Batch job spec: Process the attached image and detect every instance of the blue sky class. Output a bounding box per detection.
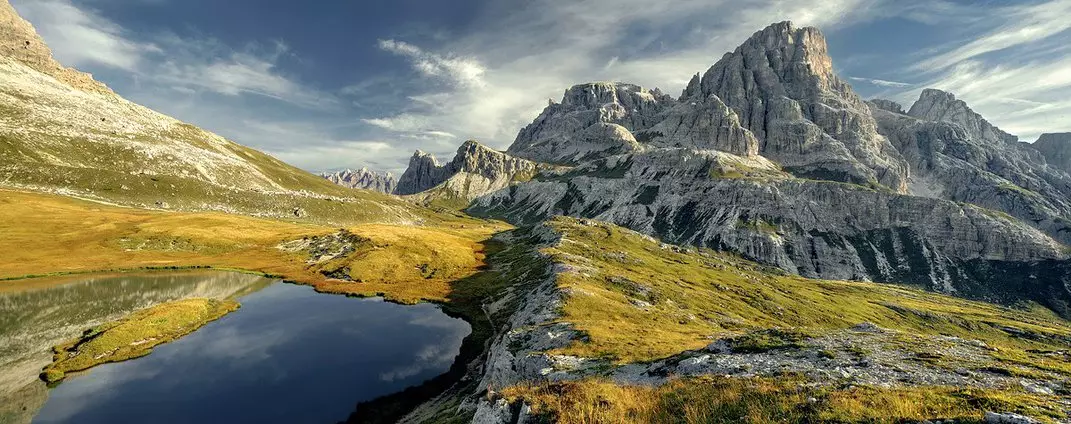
[12,0,1071,173]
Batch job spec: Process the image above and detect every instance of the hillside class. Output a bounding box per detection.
[0,0,415,225]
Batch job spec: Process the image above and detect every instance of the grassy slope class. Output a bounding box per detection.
[498,218,1071,423]
[0,63,418,225]
[41,298,238,383]
[540,218,1071,364]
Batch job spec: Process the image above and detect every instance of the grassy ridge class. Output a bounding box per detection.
[41,298,239,383]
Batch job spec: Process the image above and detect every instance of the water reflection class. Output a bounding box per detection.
[0,270,273,417]
[27,282,470,423]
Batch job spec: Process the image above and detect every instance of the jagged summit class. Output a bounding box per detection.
[693,21,909,191]
[868,99,906,115]
[907,88,1019,145]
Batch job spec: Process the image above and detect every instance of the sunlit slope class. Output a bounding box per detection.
[0,0,416,224]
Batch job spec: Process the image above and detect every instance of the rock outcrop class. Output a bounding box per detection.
[1034,133,1071,173]
[870,92,1071,244]
[395,140,540,202]
[320,168,397,194]
[636,91,760,157]
[471,148,1071,312]
[508,82,673,164]
[0,0,110,95]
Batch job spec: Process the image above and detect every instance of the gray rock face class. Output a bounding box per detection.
[320,168,396,194]
[508,82,673,164]
[636,93,760,157]
[394,151,450,195]
[470,148,1071,314]
[908,89,1019,145]
[394,140,539,201]
[1034,133,1071,173]
[870,93,1071,244]
[693,21,909,192]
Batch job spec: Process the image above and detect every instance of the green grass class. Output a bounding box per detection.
[734,217,779,235]
[728,329,807,353]
[41,298,239,383]
[996,181,1039,198]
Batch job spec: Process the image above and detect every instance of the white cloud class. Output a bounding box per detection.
[912,0,1071,71]
[378,39,486,88]
[849,77,913,88]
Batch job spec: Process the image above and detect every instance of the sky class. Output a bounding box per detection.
[12,0,1071,174]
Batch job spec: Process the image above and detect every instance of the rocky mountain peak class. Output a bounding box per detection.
[907,88,1019,144]
[320,167,397,194]
[0,0,111,95]
[694,21,909,191]
[1034,133,1071,173]
[395,140,540,199]
[395,150,447,195]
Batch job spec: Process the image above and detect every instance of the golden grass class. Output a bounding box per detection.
[0,189,507,305]
[503,377,1065,424]
[42,298,238,383]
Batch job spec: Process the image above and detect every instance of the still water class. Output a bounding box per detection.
[0,271,470,424]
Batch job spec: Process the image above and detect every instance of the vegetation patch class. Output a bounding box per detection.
[41,298,238,383]
[728,329,808,353]
[502,377,1065,424]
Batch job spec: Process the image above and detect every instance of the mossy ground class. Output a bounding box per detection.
[41,298,238,383]
[503,376,1065,424]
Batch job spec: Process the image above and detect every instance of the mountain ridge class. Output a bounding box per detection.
[453,20,1071,316]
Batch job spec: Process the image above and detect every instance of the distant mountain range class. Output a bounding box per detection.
[320,168,397,194]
